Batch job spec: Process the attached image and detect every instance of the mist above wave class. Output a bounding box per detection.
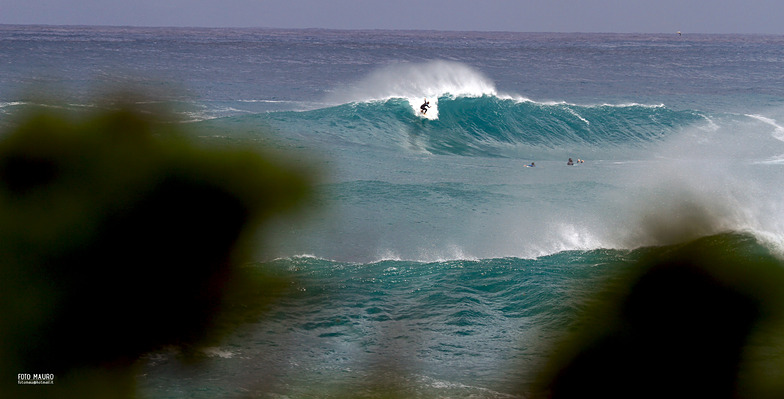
[325,60,498,112]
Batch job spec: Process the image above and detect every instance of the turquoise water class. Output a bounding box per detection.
[3,26,784,397]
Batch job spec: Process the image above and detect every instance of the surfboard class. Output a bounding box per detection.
[413,99,436,120]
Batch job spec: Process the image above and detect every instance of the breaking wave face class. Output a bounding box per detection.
[262,95,706,158]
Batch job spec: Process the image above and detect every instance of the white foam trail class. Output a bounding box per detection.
[236,99,294,103]
[746,113,784,142]
[565,108,590,125]
[598,102,665,108]
[747,113,784,164]
[756,155,784,165]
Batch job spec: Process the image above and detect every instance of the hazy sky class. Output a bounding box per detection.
[1,0,783,34]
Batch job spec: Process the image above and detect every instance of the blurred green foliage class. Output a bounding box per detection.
[531,233,784,399]
[0,97,311,398]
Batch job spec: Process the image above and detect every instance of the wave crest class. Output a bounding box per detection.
[326,60,497,117]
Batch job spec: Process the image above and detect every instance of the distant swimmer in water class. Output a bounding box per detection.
[420,99,430,115]
[567,158,574,166]
[526,162,535,167]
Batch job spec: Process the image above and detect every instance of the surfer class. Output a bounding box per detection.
[567,158,574,166]
[420,99,430,115]
[526,162,535,167]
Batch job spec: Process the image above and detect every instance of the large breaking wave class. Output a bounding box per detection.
[259,95,706,158]
[197,60,712,158]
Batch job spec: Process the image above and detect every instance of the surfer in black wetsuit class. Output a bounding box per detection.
[420,99,430,114]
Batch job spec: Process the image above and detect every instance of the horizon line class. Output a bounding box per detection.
[1,23,781,37]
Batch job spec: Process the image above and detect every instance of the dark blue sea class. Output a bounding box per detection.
[3,25,784,398]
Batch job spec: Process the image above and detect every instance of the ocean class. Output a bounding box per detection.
[3,25,784,398]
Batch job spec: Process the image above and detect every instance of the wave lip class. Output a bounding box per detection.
[327,60,498,119]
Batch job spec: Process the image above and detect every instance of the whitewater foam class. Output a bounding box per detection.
[202,347,235,359]
[326,60,498,118]
[0,101,26,109]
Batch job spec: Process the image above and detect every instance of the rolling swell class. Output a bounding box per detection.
[261,96,706,157]
[251,232,784,396]
[255,248,625,393]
